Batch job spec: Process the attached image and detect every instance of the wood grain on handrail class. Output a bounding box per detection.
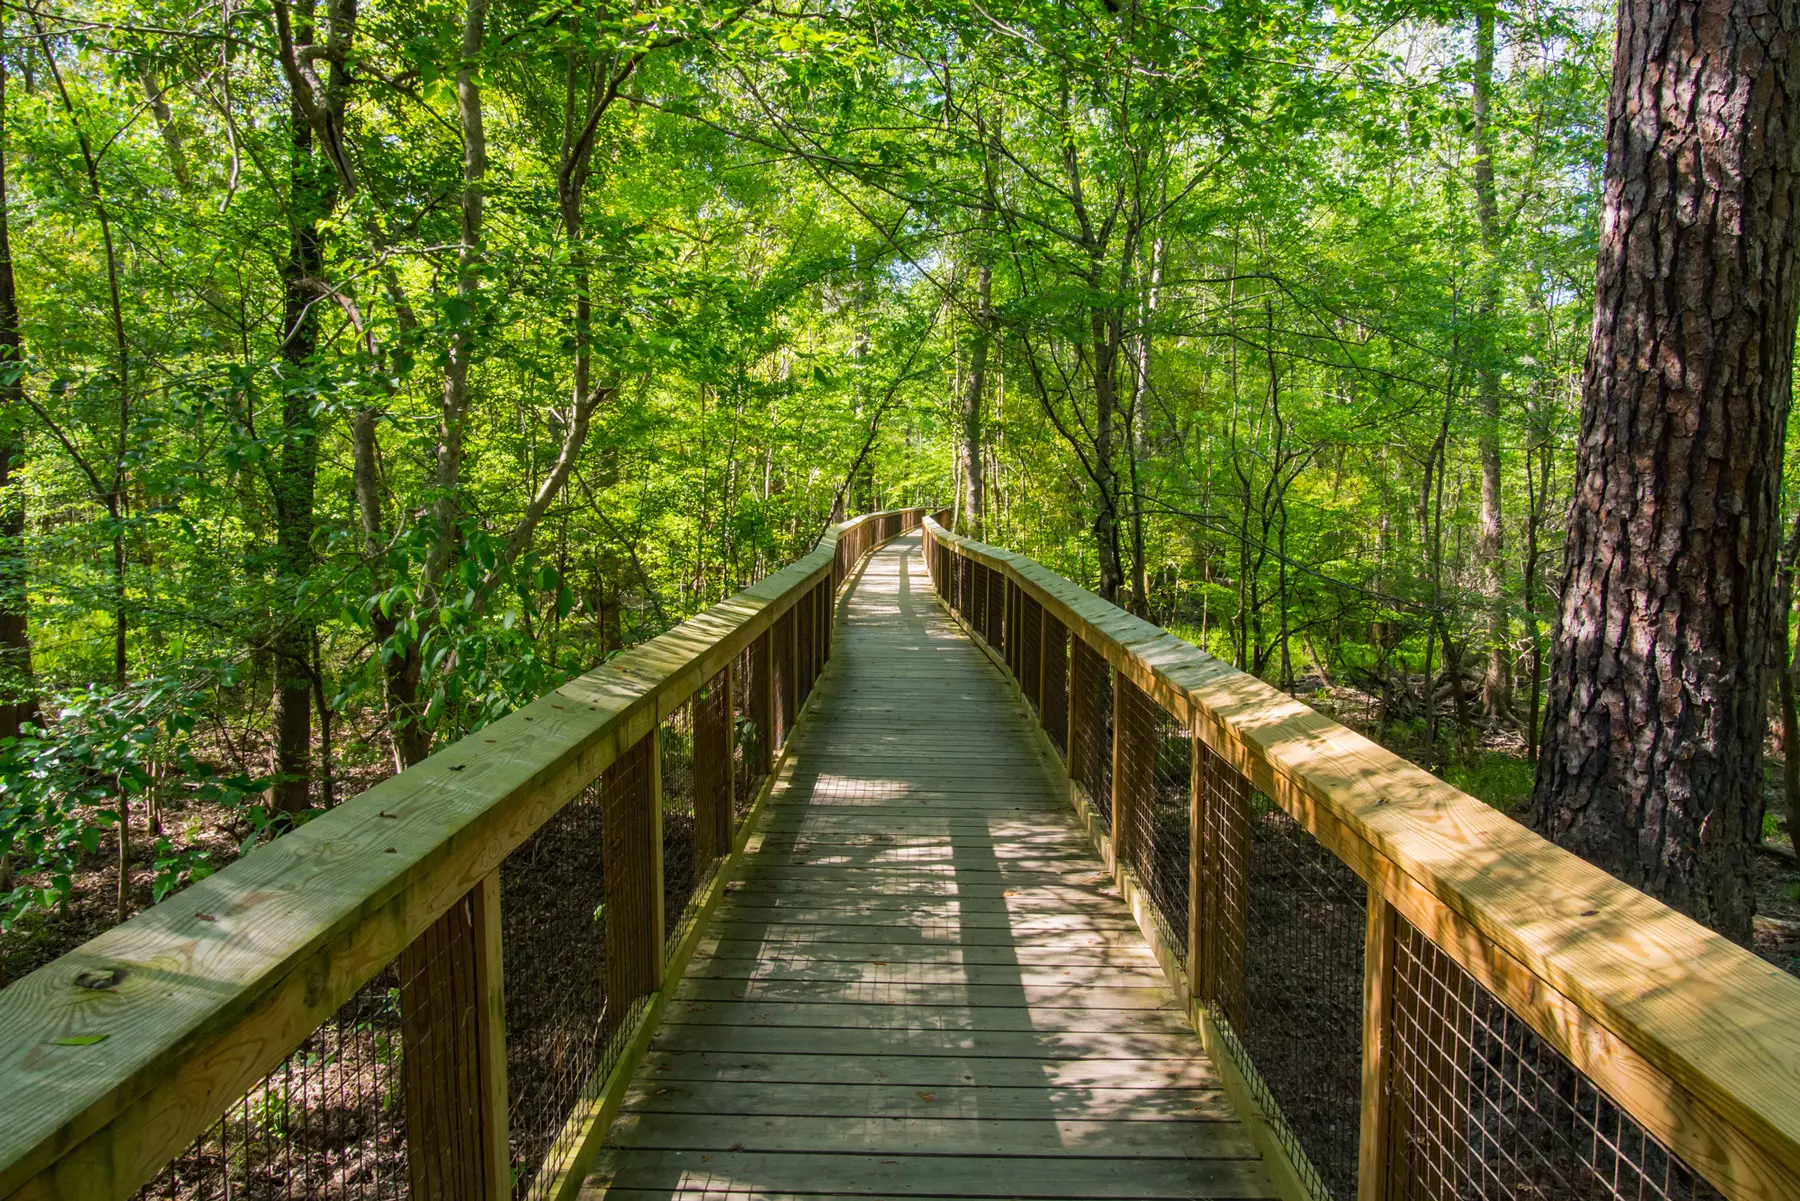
[0,509,917,1200]
[922,516,1800,1201]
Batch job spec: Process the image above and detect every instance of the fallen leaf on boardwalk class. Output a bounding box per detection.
[52,1034,108,1046]
[917,1091,936,1102]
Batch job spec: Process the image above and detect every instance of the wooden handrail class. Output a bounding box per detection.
[0,507,931,1200]
[922,515,1800,1201]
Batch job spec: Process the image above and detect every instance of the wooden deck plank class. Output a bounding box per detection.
[586,535,1270,1201]
[603,1112,1256,1157]
[621,1081,1233,1119]
[585,1151,1272,1199]
[636,1051,1222,1089]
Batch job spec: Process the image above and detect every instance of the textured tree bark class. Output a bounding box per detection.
[1472,2,1512,720]
[1089,303,1126,604]
[270,49,329,813]
[1531,0,1800,942]
[0,57,33,742]
[960,261,990,539]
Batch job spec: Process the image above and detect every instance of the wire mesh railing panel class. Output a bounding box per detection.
[1021,595,1043,713]
[138,962,410,1200]
[501,782,607,1200]
[603,732,658,1042]
[772,609,795,752]
[796,591,815,708]
[971,562,988,637]
[694,665,734,866]
[987,567,1005,647]
[1198,743,1362,1201]
[1042,613,1069,756]
[659,695,702,962]
[1070,637,1113,833]
[1386,920,1725,1201]
[734,636,769,821]
[1118,678,1191,965]
[1005,582,1020,674]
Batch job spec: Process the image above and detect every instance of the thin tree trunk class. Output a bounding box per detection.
[1522,424,1552,762]
[140,66,190,186]
[1531,0,1800,942]
[960,261,990,538]
[0,53,33,739]
[270,25,329,813]
[1779,513,1800,842]
[1473,0,1511,720]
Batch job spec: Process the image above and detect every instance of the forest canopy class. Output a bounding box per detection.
[1,0,1793,974]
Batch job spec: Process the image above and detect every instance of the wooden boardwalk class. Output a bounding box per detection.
[584,535,1273,1200]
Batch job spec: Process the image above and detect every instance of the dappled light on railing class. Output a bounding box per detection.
[921,515,1795,1201]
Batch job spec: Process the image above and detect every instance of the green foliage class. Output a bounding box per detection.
[0,0,1643,946]
[0,676,265,929]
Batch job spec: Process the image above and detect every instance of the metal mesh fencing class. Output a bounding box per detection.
[972,562,988,638]
[1385,919,1725,1201]
[660,667,733,960]
[734,636,770,821]
[1117,677,1191,965]
[138,963,410,1200]
[1197,742,1363,1201]
[1004,582,1020,675]
[1069,637,1113,834]
[795,590,815,709]
[602,732,658,1045]
[694,665,734,864]
[501,780,607,1200]
[1020,594,1043,713]
[771,609,795,752]
[987,565,1005,647]
[140,884,508,1201]
[1042,613,1069,756]
[659,696,700,961]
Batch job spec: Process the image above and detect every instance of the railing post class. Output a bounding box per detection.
[649,725,667,989]
[398,871,511,1200]
[1111,677,1130,871]
[1358,881,1397,1201]
[1188,731,1204,992]
[695,666,734,865]
[1036,606,1048,714]
[474,871,511,1199]
[1068,641,1086,785]
[603,732,660,1038]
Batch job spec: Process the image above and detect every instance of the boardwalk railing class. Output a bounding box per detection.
[0,507,934,1201]
[921,516,1800,1201]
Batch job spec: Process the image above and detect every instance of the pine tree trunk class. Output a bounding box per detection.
[1531,0,1800,942]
